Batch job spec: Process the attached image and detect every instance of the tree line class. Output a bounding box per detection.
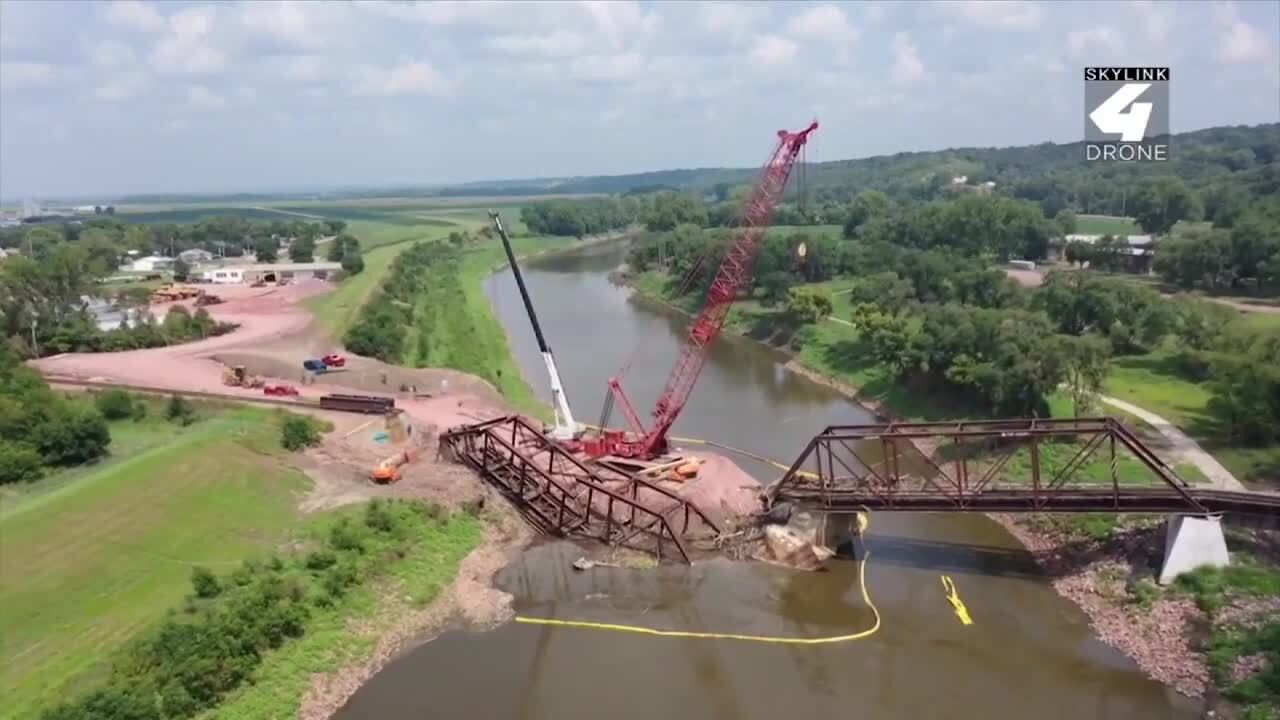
[626,217,1280,445]
[0,216,353,268]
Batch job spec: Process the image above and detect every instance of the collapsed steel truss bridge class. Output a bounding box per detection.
[440,415,720,563]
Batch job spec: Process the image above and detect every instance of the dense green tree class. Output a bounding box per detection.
[1131,177,1201,235]
[288,236,315,263]
[253,237,279,263]
[843,190,891,238]
[783,286,833,324]
[1061,333,1111,416]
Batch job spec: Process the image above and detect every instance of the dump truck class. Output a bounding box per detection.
[370,450,412,484]
[222,365,265,388]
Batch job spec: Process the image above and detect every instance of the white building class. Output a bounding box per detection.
[129,255,176,272]
[178,248,215,264]
[200,261,341,285]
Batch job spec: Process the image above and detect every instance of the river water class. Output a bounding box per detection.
[335,242,1198,720]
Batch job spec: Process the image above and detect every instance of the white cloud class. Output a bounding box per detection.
[579,1,661,50]
[354,61,451,96]
[787,4,857,42]
[239,0,337,50]
[890,33,924,85]
[939,0,1041,29]
[1214,2,1270,64]
[488,30,586,57]
[105,0,166,33]
[1132,0,1172,46]
[88,41,137,68]
[94,72,148,101]
[570,53,644,82]
[354,0,517,27]
[151,5,225,76]
[0,62,53,90]
[276,55,323,80]
[185,84,225,110]
[698,2,770,45]
[1066,26,1122,59]
[751,34,798,66]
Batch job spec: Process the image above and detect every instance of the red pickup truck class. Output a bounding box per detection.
[321,354,346,368]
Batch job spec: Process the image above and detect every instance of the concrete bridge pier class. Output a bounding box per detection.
[818,512,864,558]
[1158,514,1230,585]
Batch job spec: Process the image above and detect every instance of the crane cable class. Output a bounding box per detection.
[515,510,879,644]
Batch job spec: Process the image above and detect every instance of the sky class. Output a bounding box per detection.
[1,0,1277,200]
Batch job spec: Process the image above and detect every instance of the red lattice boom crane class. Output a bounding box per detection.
[590,121,819,460]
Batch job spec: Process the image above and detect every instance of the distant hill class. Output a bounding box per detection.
[435,123,1280,204]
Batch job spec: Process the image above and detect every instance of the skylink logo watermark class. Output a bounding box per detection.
[1085,66,1169,162]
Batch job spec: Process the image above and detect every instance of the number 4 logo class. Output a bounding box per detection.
[1090,83,1153,142]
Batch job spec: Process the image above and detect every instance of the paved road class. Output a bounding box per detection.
[1098,395,1245,491]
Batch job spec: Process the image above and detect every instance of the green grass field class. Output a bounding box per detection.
[0,406,311,719]
[1075,214,1140,235]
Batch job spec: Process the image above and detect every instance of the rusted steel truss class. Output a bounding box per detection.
[765,417,1280,517]
[440,415,720,563]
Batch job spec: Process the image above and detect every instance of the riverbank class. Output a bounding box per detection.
[621,268,1278,714]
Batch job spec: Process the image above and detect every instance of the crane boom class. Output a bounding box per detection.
[605,121,818,459]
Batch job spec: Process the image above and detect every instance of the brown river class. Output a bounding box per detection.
[334,242,1198,720]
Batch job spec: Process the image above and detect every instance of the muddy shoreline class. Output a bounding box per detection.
[620,271,1214,701]
[301,499,536,720]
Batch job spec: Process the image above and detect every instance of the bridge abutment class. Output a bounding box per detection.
[1158,514,1230,585]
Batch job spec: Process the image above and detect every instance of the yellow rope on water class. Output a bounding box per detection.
[940,575,974,626]
[514,512,880,644]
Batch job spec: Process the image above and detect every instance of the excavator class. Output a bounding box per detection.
[370,450,412,484]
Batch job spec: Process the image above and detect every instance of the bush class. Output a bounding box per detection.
[94,389,135,420]
[166,395,194,425]
[190,566,221,599]
[304,549,337,571]
[36,402,111,466]
[328,519,365,553]
[0,441,44,484]
[364,499,395,533]
[280,416,321,451]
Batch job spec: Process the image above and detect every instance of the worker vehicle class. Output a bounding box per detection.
[302,359,327,372]
[589,121,819,459]
[321,354,346,368]
[263,384,299,396]
[370,450,412,484]
[194,294,224,307]
[222,365,265,388]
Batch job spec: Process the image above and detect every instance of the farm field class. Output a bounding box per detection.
[0,405,312,719]
[1075,214,1140,235]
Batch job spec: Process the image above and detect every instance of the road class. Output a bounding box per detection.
[1097,395,1244,491]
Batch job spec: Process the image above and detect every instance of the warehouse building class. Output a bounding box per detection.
[200,261,342,285]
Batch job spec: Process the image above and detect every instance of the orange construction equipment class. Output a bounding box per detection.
[370,450,413,484]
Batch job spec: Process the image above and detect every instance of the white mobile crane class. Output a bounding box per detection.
[490,211,581,441]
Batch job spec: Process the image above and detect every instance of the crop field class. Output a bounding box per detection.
[0,405,312,718]
[114,206,294,223]
[1075,214,1140,235]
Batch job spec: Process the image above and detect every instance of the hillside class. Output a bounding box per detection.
[437,123,1280,208]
